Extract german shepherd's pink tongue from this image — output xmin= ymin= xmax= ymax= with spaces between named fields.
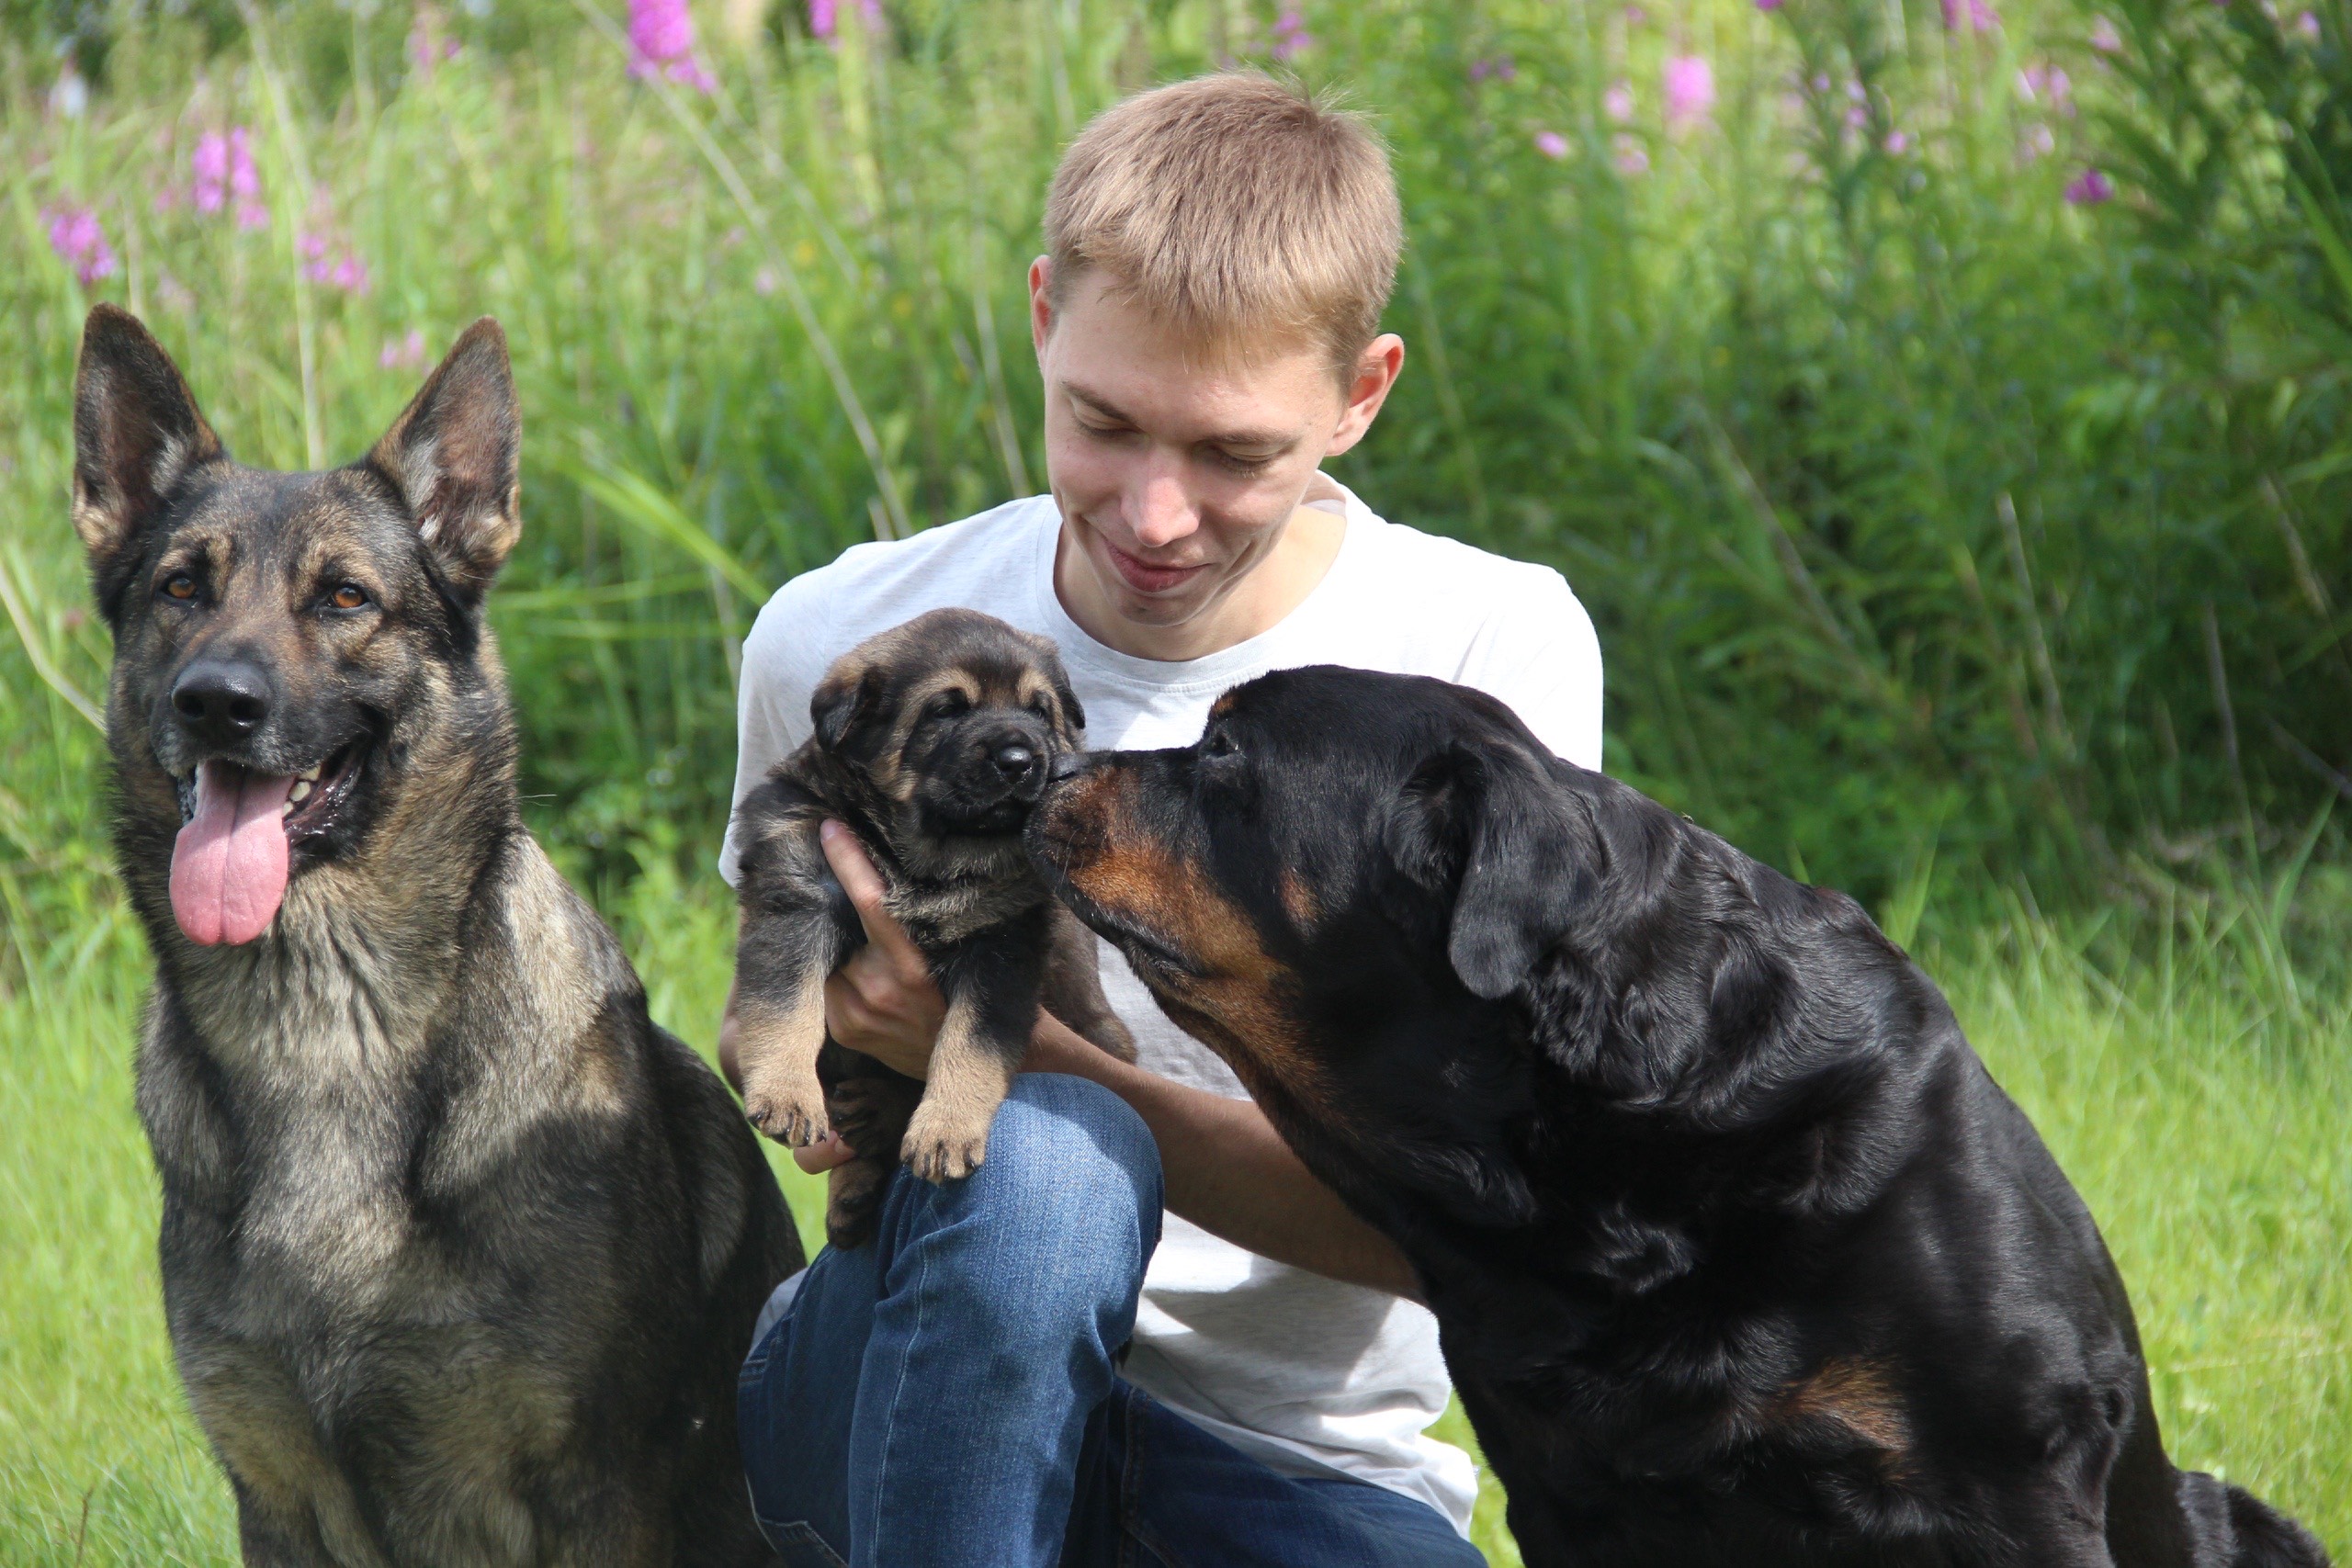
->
xmin=170 ymin=760 xmax=296 ymax=945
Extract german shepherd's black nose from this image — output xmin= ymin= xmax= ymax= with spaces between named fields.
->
xmin=172 ymin=660 xmax=272 ymax=746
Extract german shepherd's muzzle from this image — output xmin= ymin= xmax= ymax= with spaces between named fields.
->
xmin=72 ymin=305 xmax=802 ymax=1566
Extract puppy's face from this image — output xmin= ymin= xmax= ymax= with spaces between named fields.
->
xmin=1026 ymin=667 xmax=1616 ymax=1122
xmin=811 ymin=608 xmax=1087 ymax=840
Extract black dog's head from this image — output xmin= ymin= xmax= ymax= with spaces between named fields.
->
xmin=72 ymin=305 xmax=522 ymax=949
xmin=808 ymin=608 xmax=1086 ymax=851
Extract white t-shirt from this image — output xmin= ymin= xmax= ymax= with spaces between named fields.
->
xmin=721 ymin=486 xmax=1603 ymax=1535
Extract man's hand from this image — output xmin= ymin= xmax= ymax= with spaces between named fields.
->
xmin=818 ymin=819 xmax=947 ymax=1077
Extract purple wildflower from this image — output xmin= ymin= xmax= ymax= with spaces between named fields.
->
xmin=379 ymin=328 xmax=428 ymax=371
xmin=1884 ymin=129 xmax=1911 ymax=153
xmin=47 ymin=205 xmax=118 ymax=286
xmin=2296 ymin=10 xmax=2321 ymax=38
xmin=1534 ymin=130 xmax=1570 ymax=159
xmin=191 ymin=127 xmax=268 ymax=229
xmin=406 ymin=6 xmax=460 ymax=75
xmin=2064 ymin=167 xmax=2114 ymax=204
xmin=1271 ymin=8 xmax=1313 ymax=60
xmin=1664 ymin=54 xmax=1715 ymax=131
xmin=1469 ymin=55 xmax=1517 ymax=83
xmin=300 ymin=231 xmax=373 ymax=294
xmin=1941 ymin=0 xmax=1999 ymax=31
xmin=2021 ymin=122 xmax=2055 ymax=161
xmin=1755 ymin=0 xmax=1784 ymax=11
xmin=807 ymin=0 xmax=880 ymax=39
xmin=2089 ymin=15 xmax=2123 ymax=51
xmin=2017 ymin=64 xmax=2074 ymax=114
xmin=1613 ymin=134 xmax=1650 ymax=175
xmin=1605 ymin=79 xmax=1635 ymax=122
xmin=629 ymin=0 xmax=717 ymax=90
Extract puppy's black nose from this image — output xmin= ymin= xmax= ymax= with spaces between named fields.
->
xmin=991 ymin=741 xmax=1040 ymax=784
xmin=172 ymin=659 xmax=273 ymax=747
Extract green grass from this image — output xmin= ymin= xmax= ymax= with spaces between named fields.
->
xmin=2 ymin=865 xmax=2344 ymax=1564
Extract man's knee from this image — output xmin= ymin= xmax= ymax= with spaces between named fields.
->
xmin=902 ymin=1073 xmax=1162 ymax=1311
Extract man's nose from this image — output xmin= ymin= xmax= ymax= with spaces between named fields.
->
xmin=1127 ymin=461 xmax=1199 ymax=550
xmin=172 ymin=658 xmax=274 ymax=748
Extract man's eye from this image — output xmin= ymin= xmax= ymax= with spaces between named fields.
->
xmin=161 ymin=572 xmax=198 ymax=601
xmin=327 ymin=583 xmax=370 ymax=610
xmin=1211 ymin=451 xmax=1275 ymax=478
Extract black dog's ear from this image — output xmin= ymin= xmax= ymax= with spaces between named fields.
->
xmin=365 ymin=318 xmax=520 ymax=597
xmin=1052 ymin=669 xmax=1086 ymax=739
xmin=73 ymin=306 xmax=226 ymax=594
xmin=810 ymin=663 xmax=885 ymax=750
xmin=1388 ymin=739 xmax=1594 ymax=1000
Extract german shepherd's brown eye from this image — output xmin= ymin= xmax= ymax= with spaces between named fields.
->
xmin=162 ymin=572 xmax=198 ymax=601
xmin=925 ymin=691 xmax=971 ymax=721
xmin=327 ymin=582 xmax=370 ymax=610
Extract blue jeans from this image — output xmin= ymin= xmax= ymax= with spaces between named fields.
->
xmin=737 ymin=1073 xmax=1484 ymax=1568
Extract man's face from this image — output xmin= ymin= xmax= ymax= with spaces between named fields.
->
xmin=1032 ymin=263 xmax=1396 ymax=634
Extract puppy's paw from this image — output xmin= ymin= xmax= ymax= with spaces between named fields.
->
xmin=823 ymin=1158 xmax=889 ymax=1250
xmin=741 ymin=1073 xmax=831 ymax=1148
xmin=901 ymin=1101 xmax=993 ymax=1184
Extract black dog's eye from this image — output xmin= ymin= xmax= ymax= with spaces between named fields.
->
xmin=1204 ymin=728 xmax=1240 ymax=761
xmin=161 ymin=572 xmax=198 ymax=602
xmin=326 ymin=582 xmax=370 ymax=611
xmin=926 ymin=691 xmax=971 ymax=721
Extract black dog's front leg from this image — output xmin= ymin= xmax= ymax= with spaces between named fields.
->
xmin=899 ymin=908 xmax=1051 ymax=1183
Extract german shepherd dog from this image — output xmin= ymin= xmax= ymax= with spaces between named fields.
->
xmin=729 ymin=608 xmax=1134 ymax=1247
xmin=71 ymin=305 xmax=802 ymax=1567
xmin=1028 ymin=666 xmax=2328 ymax=1568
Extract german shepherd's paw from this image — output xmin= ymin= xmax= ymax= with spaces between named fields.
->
xmin=822 ymin=1158 xmax=891 ymax=1250
xmin=741 ymin=1072 xmax=831 ymax=1148
xmin=901 ymin=1100 xmax=994 ymax=1183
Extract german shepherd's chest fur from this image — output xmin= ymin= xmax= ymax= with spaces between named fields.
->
xmin=74 ymin=308 xmax=797 ymax=1567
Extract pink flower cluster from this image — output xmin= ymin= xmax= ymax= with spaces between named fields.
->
xmin=629 ymin=0 xmax=716 ymax=91
xmin=1469 ymin=55 xmax=1516 ymax=83
xmin=1270 ymin=7 xmax=1313 ymax=60
xmin=1942 ymin=0 xmax=1999 ymax=31
xmin=1533 ymin=130 xmax=1569 ymax=159
xmin=46 ymin=205 xmax=118 ymax=286
xmin=192 ymin=128 xmax=269 ymax=231
xmin=2065 ymin=167 xmax=2114 ymax=205
xmin=1664 ymin=54 xmax=1714 ymax=132
xmin=808 ymin=0 xmax=881 ymax=40
xmin=380 ymin=328 xmax=429 ymax=371
xmin=2017 ymin=63 xmax=2073 ymax=114
xmin=300 ymin=230 xmax=371 ymax=294
xmin=407 ymin=6 xmax=461 ymax=76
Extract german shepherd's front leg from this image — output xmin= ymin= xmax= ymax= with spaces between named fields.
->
xmin=900 ymin=913 xmax=1049 ymax=1184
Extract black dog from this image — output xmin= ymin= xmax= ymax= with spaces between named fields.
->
xmin=73 ymin=305 xmax=800 ymax=1566
xmin=1027 ymin=665 xmax=2328 ymax=1568
xmin=730 ymin=607 xmax=1133 ymax=1247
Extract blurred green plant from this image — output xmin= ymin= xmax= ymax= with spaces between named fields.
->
xmin=6 ymin=0 xmax=2352 ymax=908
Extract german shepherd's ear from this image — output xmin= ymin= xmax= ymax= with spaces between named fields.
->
xmin=73 ymin=306 xmax=226 ymax=602
xmin=1386 ymin=738 xmax=1594 ymax=1000
xmin=810 ymin=661 xmax=885 ymax=751
xmin=366 ymin=318 xmax=520 ymax=598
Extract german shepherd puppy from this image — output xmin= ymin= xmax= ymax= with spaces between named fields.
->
xmin=1029 ymin=666 xmax=2328 ymax=1568
xmin=71 ymin=305 xmax=802 ymax=1567
xmin=729 ymin=608 xmax=1135 ymax=1247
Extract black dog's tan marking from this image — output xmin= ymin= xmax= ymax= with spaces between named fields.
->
xmin=731 ymin=608 xmax=1133 ymax=1247
xmin=1028 ymin=665 xmax=2330 ymax=1568
xmin=73 ymin=306 xmax=801 ymax=1568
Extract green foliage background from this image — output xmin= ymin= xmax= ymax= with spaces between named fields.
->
xmin=2 ymin=0 xmax=2348 ymax=1561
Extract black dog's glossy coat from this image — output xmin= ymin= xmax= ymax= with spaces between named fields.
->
xmin=73 ymin=307 xmax=800 ymax=1566
xmin=1027 ymin=665 xmax=2327 ymax=1568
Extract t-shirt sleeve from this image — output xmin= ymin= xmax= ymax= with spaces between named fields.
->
xmin=717 ymin=578 xmax=834 ymax=886
xmin=1461 ymin=567 xmax=1605 ymax=771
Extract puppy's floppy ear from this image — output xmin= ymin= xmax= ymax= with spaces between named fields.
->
xmin=365 ymin=317 xmax=520 ymax=597
xmin=1387 ymin=738 xmax=1594 ymax=1000
xmin=1050 ymin=668 xmax=1086 ymax=738
xmin=810 ymin=662 xmax=885 ymax=750
xmin=73 ymin=306 xmax=226 ymax=603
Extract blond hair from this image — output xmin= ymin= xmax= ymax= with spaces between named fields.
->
xmin=1043 ymin=73 xmax=1403 ymax=374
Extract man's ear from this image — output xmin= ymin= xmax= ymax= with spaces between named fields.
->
xmin=73 ymin=306 xmax=226 ymax=601
xmin=365 ymin=318 xmax=520 ymax=596
xmin=810 ymin=663 xmax=884 ymax=751
xmin=1388 ymin=739 xmax=1594 ymax=1000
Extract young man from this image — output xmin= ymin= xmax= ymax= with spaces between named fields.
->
xmin=722 ymin=73 xmax=1601 ymax=1567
